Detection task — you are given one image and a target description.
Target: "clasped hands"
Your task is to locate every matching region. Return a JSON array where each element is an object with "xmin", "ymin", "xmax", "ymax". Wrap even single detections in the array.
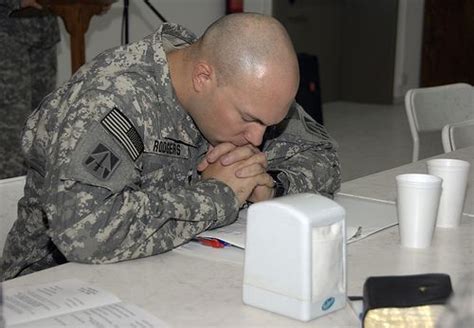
[{"xmin": 198, "ymin": 143, "xmax": 275, "ymax": 206}]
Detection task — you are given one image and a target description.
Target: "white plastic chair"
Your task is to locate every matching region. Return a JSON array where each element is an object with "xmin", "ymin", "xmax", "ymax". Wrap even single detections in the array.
[
  {"xmin": 0, "ymin": 176, "xmax": 25, "ymax": 256},
  {"xmin": 405, "ymin": 83, "xmax": 474, "ymax": 162},
  {"xmin": 442, "ymin": 119, "xmax": 474, "ymax": 152}
]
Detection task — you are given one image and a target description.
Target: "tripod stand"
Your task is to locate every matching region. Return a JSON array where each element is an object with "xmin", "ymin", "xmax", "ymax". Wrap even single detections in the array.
[{"xmin": 122, "ymin": 0, "xmax": 168, "ymax": 45}]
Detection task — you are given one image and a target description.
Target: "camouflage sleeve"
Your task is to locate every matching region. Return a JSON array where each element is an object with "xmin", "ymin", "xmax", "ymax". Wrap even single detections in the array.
[
  {"xmin": 262, "ymin": 102, "xmax": 341, "ymax": 199},
  {"xmin": 2, "ymin": 0, "xmax": 20, "ymax": 12},
  {"xmin": 42, "ymin": 92, "xmax": 239, "ymax": 264}
]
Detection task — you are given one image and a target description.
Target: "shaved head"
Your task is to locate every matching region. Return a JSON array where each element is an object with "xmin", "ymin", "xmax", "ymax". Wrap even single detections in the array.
[
  {"xmin": 168, "ymin": 13, "xmax": 299, "ymax": 147},
  {"xmin": 195, "ymin": 13, "xmax": 299, "ymax": 87}
]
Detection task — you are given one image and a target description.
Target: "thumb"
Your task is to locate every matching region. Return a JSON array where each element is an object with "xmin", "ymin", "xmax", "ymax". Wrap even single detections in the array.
[
  {"xmin": 256, "ymin": 173, "xmax": 275, "ymax": 189},
  {"xmin": 197, "ymin": 159, "xmax": 209, "ymax": 172},
  {"xmin": 197, "ymin": 145, "xmax": 214, "ymax": 172}
]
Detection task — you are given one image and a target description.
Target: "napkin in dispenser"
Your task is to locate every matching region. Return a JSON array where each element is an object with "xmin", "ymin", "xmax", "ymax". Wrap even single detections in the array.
[{"xmin": 243, "ymin": 193, "xmax": 346, "ymax": 321}]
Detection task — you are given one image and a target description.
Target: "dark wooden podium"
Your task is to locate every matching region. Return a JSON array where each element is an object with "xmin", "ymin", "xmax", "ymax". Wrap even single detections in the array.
[{"xmin": 18, "ymin": 0, "xmax": 115, "ymax": 74}]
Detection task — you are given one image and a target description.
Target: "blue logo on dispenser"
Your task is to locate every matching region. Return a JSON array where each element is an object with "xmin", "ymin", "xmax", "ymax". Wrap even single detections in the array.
[{"xmin": 322, "ymin": 297, "xmax": 335, "ymax": 311}]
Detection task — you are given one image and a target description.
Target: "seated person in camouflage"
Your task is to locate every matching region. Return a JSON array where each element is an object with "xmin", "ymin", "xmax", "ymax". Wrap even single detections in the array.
[{"xmin": 1, "ymin": 13, "xmax": 341, "ymax": 280}]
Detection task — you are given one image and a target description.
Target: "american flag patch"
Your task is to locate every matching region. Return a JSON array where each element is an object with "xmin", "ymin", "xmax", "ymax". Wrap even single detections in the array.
[{"xmin": 101, "ymin": 107, "xmax": 144, "ymax": 161}]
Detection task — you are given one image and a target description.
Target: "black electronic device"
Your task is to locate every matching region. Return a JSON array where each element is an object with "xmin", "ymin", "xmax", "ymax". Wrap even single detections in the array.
[{"xmin": 296, "ymin": 53, "xmax": 324, "ymax": 125}]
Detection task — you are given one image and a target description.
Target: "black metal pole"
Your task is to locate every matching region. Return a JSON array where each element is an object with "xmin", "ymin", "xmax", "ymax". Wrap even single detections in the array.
[
  {"xmin": 122, "ymin": 0, "xmax": 167, "ymax": 45},
  {"xmin": 143, "ymin": 0, "xmax": 167, "ymax": 22},
  {"xmin": 122, "ymin": 0, "xmax": 129, "ymax": 44}
]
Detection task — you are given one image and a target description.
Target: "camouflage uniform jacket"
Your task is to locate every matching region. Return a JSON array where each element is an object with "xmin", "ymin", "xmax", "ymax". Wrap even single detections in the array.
[
  {"xmin": 1, "ymin": 23, "xmax": 341, "ymax": 280},
  {"xmin": 0, "ymin": 0, "xmax": 59, "ymax": 48}
]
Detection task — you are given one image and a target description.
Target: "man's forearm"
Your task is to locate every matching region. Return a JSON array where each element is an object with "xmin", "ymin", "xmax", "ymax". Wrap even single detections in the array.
[
  {"xmin": 49, "ymin": 178, "xmax": 239, "ymax": 263},
  {"xmin": 266, "ymin": 144, "xmax": 341, "ymax": 198}
]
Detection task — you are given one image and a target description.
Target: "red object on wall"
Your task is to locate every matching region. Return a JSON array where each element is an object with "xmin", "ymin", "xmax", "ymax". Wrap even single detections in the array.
[{"xmin": 226, "ymin": 0, "xmax": 243, "ymax": 14}]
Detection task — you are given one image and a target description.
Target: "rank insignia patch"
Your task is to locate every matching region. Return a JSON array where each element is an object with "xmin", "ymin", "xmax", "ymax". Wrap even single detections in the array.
[{"xmin": 84, "ymin": 143, "xmax": 121, "ymax": 180}]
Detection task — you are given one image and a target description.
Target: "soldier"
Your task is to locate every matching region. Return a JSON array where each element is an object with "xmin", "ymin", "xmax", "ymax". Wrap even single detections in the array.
[
  {"xmin": 1, "ymin": 13, "xmax": 341, "ymax": 280},
  {"xmin": 0, "ymin": 0, "xmax": 59, "ymax": 179}
]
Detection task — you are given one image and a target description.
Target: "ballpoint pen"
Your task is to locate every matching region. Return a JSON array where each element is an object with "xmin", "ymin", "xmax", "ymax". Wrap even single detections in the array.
[{"xmin": 195, "ymin": 237, "xmax": 229, "ymax": 248}]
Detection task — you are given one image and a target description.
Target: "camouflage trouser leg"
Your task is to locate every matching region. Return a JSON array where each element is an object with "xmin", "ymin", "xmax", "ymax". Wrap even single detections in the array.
[
  {"xmin": 0, "ymin": 34, "xmax": 56, "ymax": 179},
  {"xmin": 30, "ymin": 41, "xmax": 57, "ymax": 110}
]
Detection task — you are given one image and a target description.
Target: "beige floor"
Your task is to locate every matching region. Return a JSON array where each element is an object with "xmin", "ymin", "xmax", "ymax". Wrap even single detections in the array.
[{"xmin": 323, "ymin": 101, "xmax": 413, "ymax": 182}]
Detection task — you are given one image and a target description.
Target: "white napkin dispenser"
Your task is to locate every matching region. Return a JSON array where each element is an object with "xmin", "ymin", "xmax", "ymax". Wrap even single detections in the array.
[{"xmin": 243, "ymin": 193, "xmax": 346, "ymax": 321}]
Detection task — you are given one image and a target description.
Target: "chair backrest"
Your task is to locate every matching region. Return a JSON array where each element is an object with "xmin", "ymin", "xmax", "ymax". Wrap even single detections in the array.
[
  {"xmin": 442, "ymin": 119, "xmax": 474, "ymax": 152},
  {"xmin": 0, "ymin": 176, "xmax": 25, "ymax": 256},
  {"xmin": 405, "ymin": 83, "xmax": 474, "ymax": 162}
]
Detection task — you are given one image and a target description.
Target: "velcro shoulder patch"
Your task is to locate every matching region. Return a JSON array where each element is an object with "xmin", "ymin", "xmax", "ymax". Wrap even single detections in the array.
[
  {"xmin": 65, "ymin": 122, "xmax": 138, "ymax": 193},
  {"xmin": 84, "ymin": 143, "xmax": 121, "ymax": 180},
  {"xmin": 101, "ymin": 107, "xmax": 144, "ymax": 161}
]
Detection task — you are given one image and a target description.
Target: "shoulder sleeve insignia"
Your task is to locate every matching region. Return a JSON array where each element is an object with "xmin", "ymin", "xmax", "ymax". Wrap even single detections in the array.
[
  {"xmin": 84, "ymin": 143, "xmax": 121, "ymax": 180},
  {"xmin": 101, "ymin": 107, "xmax": 144, "ymax": 161}
]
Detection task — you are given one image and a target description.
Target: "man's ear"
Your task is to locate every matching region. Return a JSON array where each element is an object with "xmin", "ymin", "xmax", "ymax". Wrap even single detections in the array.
[{"xmin": 192, "ymin": 62, "xmax": 215, "ymax": 93}]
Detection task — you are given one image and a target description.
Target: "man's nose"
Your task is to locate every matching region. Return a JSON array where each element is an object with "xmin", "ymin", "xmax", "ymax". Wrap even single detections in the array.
[{"xmin": 246, "ymin": 125, "xmax": 266, "ymax": 147}]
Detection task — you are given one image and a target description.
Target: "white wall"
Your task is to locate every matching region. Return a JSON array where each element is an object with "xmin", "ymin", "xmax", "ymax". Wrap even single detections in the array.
[
  {"xmin": 393, "ymin": 0, "xmax": 425, "ymax": 102},
  {"xmin": 56, "ymin": 0, "xmax": 424, "ymax": 104},
  {"xmin": 56, "ymin": 0, "xmax": 225, "ymax": 85},
  {"xmin": 272, "ymin": 0, "xmax": 425, "ymax": 104},
  {"xmin": 273, "ymin": 0, "xmax": 345, "ymax": 103},
  {"xmin": 244, "ymin": 0, "xmax": 272, "ymax": 15}
]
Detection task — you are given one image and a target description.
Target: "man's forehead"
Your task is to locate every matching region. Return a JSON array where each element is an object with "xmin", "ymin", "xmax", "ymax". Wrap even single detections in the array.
[{"xmin": 230, "ymin": 76, "xmax": 294, "ymax": 123}]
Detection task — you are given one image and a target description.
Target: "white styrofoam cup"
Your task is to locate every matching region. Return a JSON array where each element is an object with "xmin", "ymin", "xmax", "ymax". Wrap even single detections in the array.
[
  {"xmin": 427, "ymin": 159, "xmax": 470, "ymax": 228},
  {"xmin": 396, "ymin": 174, "xmax": 442, "ymax": 248}
]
